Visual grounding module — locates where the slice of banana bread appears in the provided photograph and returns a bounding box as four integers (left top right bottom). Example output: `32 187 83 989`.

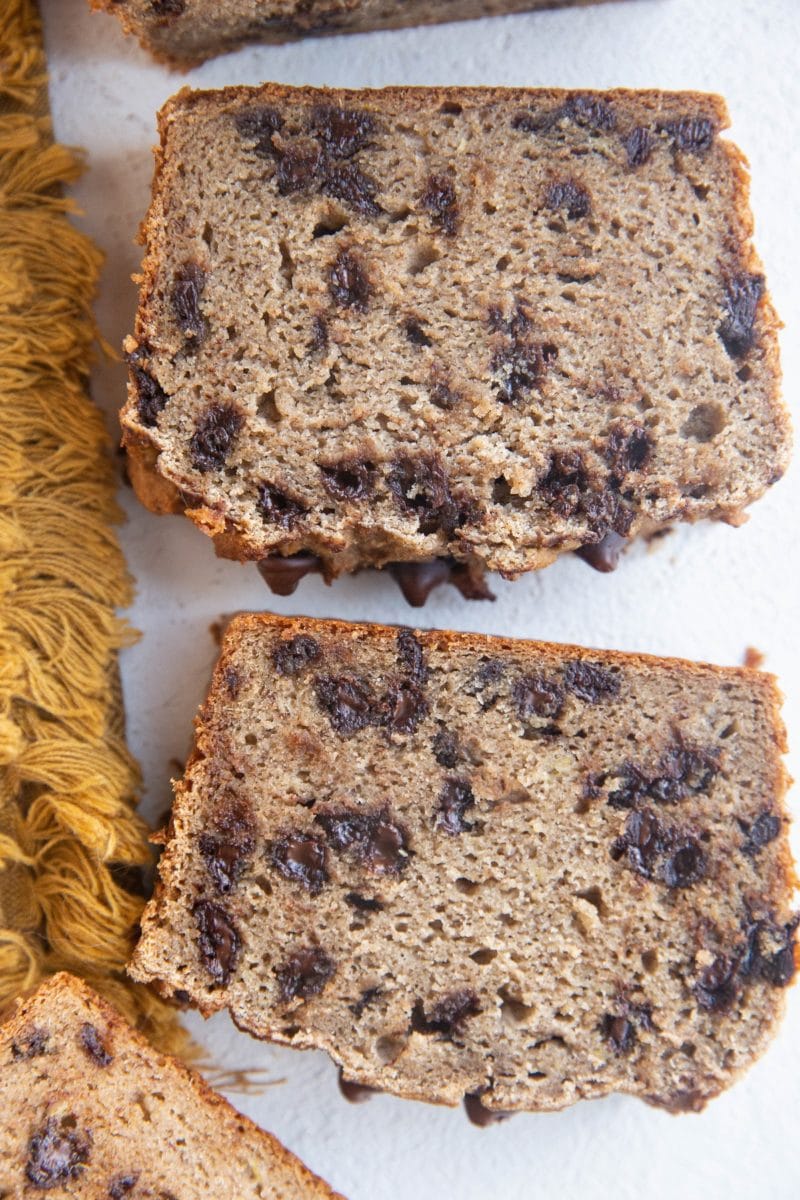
0 973 342 1198
90 1 608 67
129 614 796 1117
120 85 787 591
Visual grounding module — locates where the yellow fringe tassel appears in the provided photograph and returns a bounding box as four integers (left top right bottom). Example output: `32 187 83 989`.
0 0 186 1055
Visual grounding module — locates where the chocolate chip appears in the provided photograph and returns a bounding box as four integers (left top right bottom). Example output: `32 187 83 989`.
513 674 565 721
435 777 476 835
188 403 243 472
608 739 719 809
234 105 284 156
662 840 706 889
388 559 495 607
660 115 715 154
384 680 428 735
601 1013 636 1054
396 628 428 683
80 1023 112 1067
329 248 371 309
26 1116 91 1189
432 728 460 768
605 424 652 481
223 666 241 698
171 261 207 342
319 458 375 501
11 1028 49 1060
275 139 322 194
199 810 254 894
269 832 328 894
611 806 662 877
273 633 321 675
275 945 335 1003
310 314 329 351
740 916 798 988
429 374 461 410
349 985 382 1016
131 365 168 428
338 1070 379 1103
322 162 382 216
742 810 781 856
411 989 480 1041
404 317 433 347
344 892 383 912
316 806 410 875
694 954 738 1012
257 480 307 527
258 553 322 595
420 174 459 235
308 104 375 158
545 179 591 219
152 0 186 16
489 301 557 405
563 94 616 131
624 125 654 167
719 272 764 358
463 1093 512 1126
108 1174 139 1198
314 673 376 736
575 530 628 573
387 453 475 536
538 450 587 516
563 660 620 703
193 900 240 985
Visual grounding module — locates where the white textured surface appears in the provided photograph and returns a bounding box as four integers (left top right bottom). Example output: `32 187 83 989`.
42 1 798 1197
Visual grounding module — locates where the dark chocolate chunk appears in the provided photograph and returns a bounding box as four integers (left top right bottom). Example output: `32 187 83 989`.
309 104 375 158
316 805 410 875
545 179 591 220
275 945 335 1003
273 633 321 675
338 1070 379 1103
387 454 474 536
80 1023 112 1067
575 531 627 573
420 174 459 235
234 105 284 156
601 1013 636 1054
269 831 329 894
396 628 428 683
718 272 764 358
349 985 382 1017
608 739 719 809
605 424 652 481
513 673 565 721
563 93 617 131
694 954 739 1013
662 840 706 889
152 0 186 15
319 458 375 501
131 365 168 428
310 313 329 351
26 1116 92 1189
199 821 254 896
429 374 461 410
611 806 662 878
435 778 476 835
193 899 240 985
171 261 208 342
739 916 798 989
432 727 460 768
388 559 492 607
275 140 322 194
563 660 620 703
411 989 480 1041
384 680 429 735
329 248 371 309
314 673 376 736
257 553 322 596
404 317 433 347
257 481 307 527
463 1093 512 1127
659 115 715 154
322 162 382 216
742 810 781 857
11 1027 49 1060
188 403 243 472
490 300 558 405
108 1174 140 1199
344 892 384 913
624 125 654 167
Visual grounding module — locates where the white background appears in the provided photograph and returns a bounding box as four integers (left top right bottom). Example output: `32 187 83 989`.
42 1 798 1196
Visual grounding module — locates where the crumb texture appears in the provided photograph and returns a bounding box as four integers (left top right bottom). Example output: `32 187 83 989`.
120 85 787 580
92 2 606 65
130 614 796 1115
0 973 342 1198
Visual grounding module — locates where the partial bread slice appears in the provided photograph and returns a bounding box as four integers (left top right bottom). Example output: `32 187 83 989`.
130 614 796 1117
0 973 343 1199
90 1 609 68
120 85 788 590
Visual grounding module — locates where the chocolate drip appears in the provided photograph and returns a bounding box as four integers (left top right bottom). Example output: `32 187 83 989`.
338 1068 379 1104
463 1093 513 1127
389 559 495 607
575 531 628 573
257 553 323 595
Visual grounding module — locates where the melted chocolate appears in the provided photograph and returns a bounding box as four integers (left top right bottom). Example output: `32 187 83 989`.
463 1093 513 1127
257 553 323 595
338 1069 379 1103
575 531 628 573
389 559 495 607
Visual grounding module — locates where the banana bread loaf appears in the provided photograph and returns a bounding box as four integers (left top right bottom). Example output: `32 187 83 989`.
90 1 608 67
0 973 342 1198
120 85 788 595
129 614 796 1117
